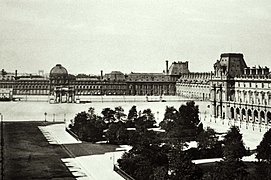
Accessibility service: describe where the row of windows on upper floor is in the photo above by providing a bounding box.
[132,84,174,88]
[211,81,271,89]
[1,85,127,90]
[236,82,271,89]
[177,89,209,94]
[176,84,210,89]
[15,81,49,84]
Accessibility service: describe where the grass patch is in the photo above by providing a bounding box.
[3,121,74,179]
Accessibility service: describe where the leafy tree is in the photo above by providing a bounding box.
[223,126,247,161]
[197,127,218,150]
[85,115,106,142]
[1,69,7,76]
[105,121,128,144]
[70,109,106,142]
[256,128,271,163]
[210,126,248,180]
[178,101,201,130]
[160,101,203,140]
[88,107,95,117]
[118,129,168,179]
[255,162,271,179]
[134,109,156,130]
[101,108,115,124]
[71,111,88,139]
[127,105,138,120]
[168,147,203,180]
[213,160,248,180]
[114,106,126,122]
[126,106,137,128]
[153,166,168,180]
[142,109,155,122]
[159,106,179,132]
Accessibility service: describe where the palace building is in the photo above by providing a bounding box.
[175,53,271,125]
[0,60,187,102]
[1,52,270,125]
[176,72,212,101]
[210,53,271,125]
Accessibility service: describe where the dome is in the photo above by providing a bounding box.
[110,71,124,75]
[50,64,68,76]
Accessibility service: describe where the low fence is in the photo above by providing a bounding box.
[114,165,135,180]
[200,113,271,133]
[13,95,195,103]
[80,95,193,103]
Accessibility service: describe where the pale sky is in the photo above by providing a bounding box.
[1,0,271,75]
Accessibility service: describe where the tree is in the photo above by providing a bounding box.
[160,101,203,140]
[142,109,156,126]
[256,128,271,162]
[127,105,138,120]
[213,160,248,180]
[101,108,115,124]
[118,129,168,179]
[1,69,7,76]
[159,106,179,132]
[70,109,106,142]
[88,107,95,117]
[105,121,128,144]
[197,127,218,150]
[195,127,222,159]
[223,126,247,161]
[71,111,88,140]
[178,101,201,130]
[134,109,156,130]
[114,106,126,122]
[168,147,203,180]
[211,126,249,179]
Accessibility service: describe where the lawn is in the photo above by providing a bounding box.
[2,121,74,179]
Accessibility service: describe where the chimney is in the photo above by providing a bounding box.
[101,70,103,79]
[166,60,169,75]
[15,70,17,79]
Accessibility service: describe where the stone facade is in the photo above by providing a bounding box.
[176,72,212,101]
[210,53,271,125]
[0,60,185,101]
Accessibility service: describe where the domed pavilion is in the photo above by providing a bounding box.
[49,64,75,103]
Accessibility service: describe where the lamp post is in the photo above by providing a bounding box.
[53,113,55,122]
[239,100,242,128]
[44,112,47,123]
[233,101,236,126]
[258,104,261,132]
[245,100,248,129]
[1,113,4,179]
[266,102,269,130]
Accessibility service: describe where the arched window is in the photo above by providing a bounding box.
[242,109,246,121]
[248,109,252,122]
[254,110,259,123]
[260,111,265,124]
[230,107,234,119]
[267,112,271,124]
